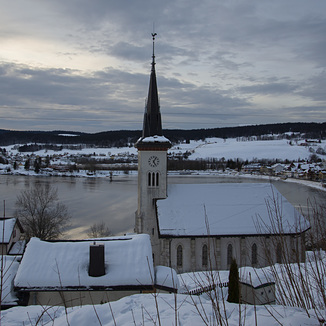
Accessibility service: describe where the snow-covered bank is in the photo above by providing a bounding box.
[1,293,321,326]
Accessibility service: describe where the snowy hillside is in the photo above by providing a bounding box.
[173,138,325,161]
[2,137,325,161]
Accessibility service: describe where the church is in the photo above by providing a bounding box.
[135,34,309,274]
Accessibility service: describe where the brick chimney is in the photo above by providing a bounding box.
[89,243,105,277]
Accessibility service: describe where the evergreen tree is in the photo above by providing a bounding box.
[227,258,240,303]
[24,158,30,170]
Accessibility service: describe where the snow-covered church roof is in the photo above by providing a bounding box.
[157,183,309,237]
[14,234,178,292]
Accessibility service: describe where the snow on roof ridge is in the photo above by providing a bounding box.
[139,135,171,143]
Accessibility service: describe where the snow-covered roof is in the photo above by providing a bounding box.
[0,218,16,243]
[157,183,309,237]
[8,240,26,255]
[239,266,275,288]
[155,266,179,290]
[14,234,173,291]
[140,135,171,143]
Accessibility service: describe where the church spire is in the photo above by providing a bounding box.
[142,32,162,138]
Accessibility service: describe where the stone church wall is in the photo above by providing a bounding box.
[161,233,305,274]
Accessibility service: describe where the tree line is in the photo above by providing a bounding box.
[1,122,325,146]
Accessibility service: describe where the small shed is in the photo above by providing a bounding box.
[240,281,275,305]
[239,268,275,305]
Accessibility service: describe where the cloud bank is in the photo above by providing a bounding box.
[0,0,325,132]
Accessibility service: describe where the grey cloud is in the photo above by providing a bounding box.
[238,83,298,95]
[0,0,326,132]
[298,71,326,101]
[108,42,148,63]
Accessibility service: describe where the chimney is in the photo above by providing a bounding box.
[89,243,105,277]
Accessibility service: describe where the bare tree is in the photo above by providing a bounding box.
[255,191,326,322]
[87,221,112,238]
[15,185,71,240]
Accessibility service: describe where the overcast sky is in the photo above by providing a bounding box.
[0,0,325,133]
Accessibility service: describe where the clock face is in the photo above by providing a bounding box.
[148,155,160,167]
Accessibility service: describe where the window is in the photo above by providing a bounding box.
[147,172,160,187]
[276,243,282,263]
[156,172,159,186]
[177,245,183,268]
[202,244,208,267]
[227,244,233,266]
[251,243,257,265]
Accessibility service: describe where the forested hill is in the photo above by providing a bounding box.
[0,122,325,147]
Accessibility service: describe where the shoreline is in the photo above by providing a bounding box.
[2,168,325,192]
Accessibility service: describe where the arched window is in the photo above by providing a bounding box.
[251,243,257,265]
[227,244,233,266]
[148,172,151,186]
[148,172,160,187]
[202,244,208,267]
[276,243,282,263]
[177,245,183,268]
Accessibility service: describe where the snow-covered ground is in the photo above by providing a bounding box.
[2,293,320,326]
[3,253,326,325]
[172,137,325,161]
[2,136,325,161]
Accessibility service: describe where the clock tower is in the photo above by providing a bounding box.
[135,33,171,263]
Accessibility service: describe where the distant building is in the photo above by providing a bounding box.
[135,34,309,273]
[242,163,261,174]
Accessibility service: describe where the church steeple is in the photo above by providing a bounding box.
[142,32,162,138]
[135,33,171,261]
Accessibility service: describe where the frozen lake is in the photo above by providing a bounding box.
[0,174,324,239]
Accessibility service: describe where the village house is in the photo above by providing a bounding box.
[14,234,178,307]
[0,217,25,255]
[135,33,310,274]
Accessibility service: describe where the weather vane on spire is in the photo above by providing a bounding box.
[151,31,157,68]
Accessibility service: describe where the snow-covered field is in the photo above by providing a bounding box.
[2,137,326,161]
[159,137,309,162]
[178,138,323,161]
